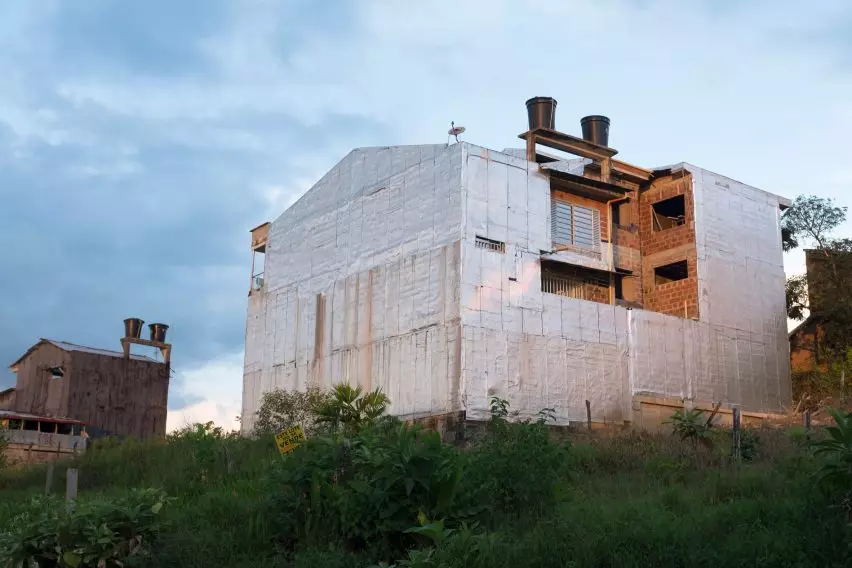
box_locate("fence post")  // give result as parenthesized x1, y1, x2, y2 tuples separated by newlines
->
(66, 468, 79, 514)
(804, 410, 812, 442)
(44, 462, 54, 496)
(731, 407, 741, 461)
(585, 400, 592, 431)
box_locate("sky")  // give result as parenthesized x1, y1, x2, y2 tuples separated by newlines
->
(1, 0, 851, 432)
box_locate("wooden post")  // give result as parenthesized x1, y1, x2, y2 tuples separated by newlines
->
(66, 468, 79, 513)
(842, 369, 846, 404)
(731, 407, 741, 461)
(585, 400, 592, 431)
(45, 462, 54, 495)
(804, 410, 812, 442)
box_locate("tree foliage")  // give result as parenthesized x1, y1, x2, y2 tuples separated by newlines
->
(253, 387, 332, 437)
(315, 384, 391, 434)
(782, 195, 847, 251)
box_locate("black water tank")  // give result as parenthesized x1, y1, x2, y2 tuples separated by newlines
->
(123, 318, 144, 339)
(526, 97, 557, 130)
(149, 323, 169, 343)
(581, 115, 610, 147)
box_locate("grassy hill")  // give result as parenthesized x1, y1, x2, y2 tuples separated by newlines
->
(1, 402, 850, 567)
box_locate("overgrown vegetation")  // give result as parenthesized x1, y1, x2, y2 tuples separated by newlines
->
(1, 389, 852, 567)
(1, 489, 168, 568)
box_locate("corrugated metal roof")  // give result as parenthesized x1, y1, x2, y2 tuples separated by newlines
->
(9, 338, 160, 369)
(44, 340, 159, 363)
(0, 409, 87, 424)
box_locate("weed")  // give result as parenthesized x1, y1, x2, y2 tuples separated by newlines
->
(664, 408, 713, 448)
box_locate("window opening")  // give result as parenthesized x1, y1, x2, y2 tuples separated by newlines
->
(475, 235, 506, 253)
(651, 195, 686, 231)
(541, 261, 609, 301)
(654, 260, 688, 285)
(251, 250, 265, 291)
(551, 199, 600, 252)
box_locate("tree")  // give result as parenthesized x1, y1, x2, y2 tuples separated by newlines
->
(784, 195, 852, 378)
(253, 387, 331, 437)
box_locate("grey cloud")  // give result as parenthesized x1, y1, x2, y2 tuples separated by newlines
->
(0, 0, 386, 410)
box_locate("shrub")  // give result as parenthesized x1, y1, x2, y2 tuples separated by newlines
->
(462, 398, 566, 518)
(315, 384, 390, 434)
(810, 408, 852, 519)
(665, 408, 713, 449)
(0, 489, 169, 567)
(254, 387, 332, 437)
(269, 421, 466, 558)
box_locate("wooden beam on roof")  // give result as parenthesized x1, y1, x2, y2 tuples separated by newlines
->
(520, 128, 618, 162)
(546, 169, 629, 202)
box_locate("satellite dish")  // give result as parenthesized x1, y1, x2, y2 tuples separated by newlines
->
(447, 121, 466, 143)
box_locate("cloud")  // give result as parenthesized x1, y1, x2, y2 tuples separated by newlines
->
(166, 350, 244, 432)
(1, 0, 851, 428)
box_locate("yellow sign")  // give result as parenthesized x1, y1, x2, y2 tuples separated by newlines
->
(274, 425, 306, 454)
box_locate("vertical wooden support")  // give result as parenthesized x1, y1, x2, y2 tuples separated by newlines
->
(526, 133, 537, 162)
(731, 407, 741, 461)
(600, 157, 612, 183)
(585, 400, 592, 431)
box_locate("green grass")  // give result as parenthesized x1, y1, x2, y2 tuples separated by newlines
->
(0, 424, 848, 567)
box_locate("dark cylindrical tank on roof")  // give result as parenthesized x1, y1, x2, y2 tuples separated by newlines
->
(123, 318, 144, 339)
(526, 97, 557, 130)
(581, 115, 610, 147)
(149, 323, 169, 343)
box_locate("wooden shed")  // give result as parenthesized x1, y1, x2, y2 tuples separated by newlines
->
(8, 339, 170, 439)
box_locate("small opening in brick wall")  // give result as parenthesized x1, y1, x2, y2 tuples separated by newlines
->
(475, 235, 506, 253)
(654, 260, 688, 286)
(652, 195, 685, 232)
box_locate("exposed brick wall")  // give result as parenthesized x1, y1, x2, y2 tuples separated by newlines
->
(640, 173, 699, 319)
(541, 262, 611, 305)
(642, 245, 699, 318)
(790, 320, 824, 373)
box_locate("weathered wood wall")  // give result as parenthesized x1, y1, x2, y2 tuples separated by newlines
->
(66, 352, 169, 439)
(12, 343, 72, 418)
(0, 388, 16, 409)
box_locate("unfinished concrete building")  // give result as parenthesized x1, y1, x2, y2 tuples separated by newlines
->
(241, 97, 792, 433)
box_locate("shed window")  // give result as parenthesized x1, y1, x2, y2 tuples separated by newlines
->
(651, 195, 686, 231)
(551, 199, 600, 251)
(654, 260, 688, 285)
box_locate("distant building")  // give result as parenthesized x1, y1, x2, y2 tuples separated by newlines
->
(789, 249, 852, 373)
(0, 387, 15, 409)
(0, 410, 88, 467)
(8, 330, 171, 439)
(241, 97, 792, 433)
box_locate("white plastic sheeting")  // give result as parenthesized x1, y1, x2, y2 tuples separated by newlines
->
(242, 142, 792, 433)
(241, 144, 465, 433)
(459, 149, 792, 423)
